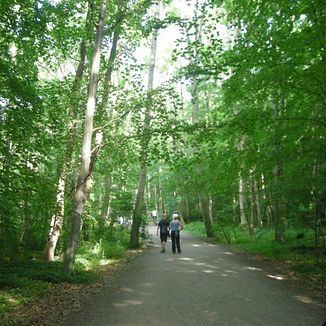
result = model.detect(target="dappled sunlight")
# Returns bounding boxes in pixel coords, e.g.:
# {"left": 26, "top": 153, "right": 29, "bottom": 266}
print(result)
{"left": 224, "top": 270, "right": 238, "bottom": 274}
{"left": 99, "top": 259, "right": 116, "bottom": 265}
{"left": 140, "top": 282, "right": 155, "bottom": 287}
{"left": 162, "top": 267, "right": 172, "bottom": 271}
{"left": 129, "top": 249, "right": 144, "bottom": 253}
{"left": 246, "top": 266, "right": 263, "bottom": 271}
{"left": 208, "top": 244, "right": 218, "bottom": 247}
{"left": 179, "top": 257, "right": 194, "bottom": 261}
{"left": 195, "top": 262, "right": 206, "bottom": 266}
{"left": 222, "top": 251, "right": 234, "bottom": 255}
{"left": 293, "top": 295, "right": 315, "bottom": 305}
{"left": 266, "top": 274, "right": 284, "bottom": 281}
{"left": 113, "top": 299, "right": 143, "bottom": 308}
{"left": 121, "top": 287, "right": 134, "bottom": 293}
{"left": 191, "top": 243, "right": 202, "bottom": 247}
{"left": 201, "top": 269, "right": 215, "bottom": 273}
{"left": 214, "top": 259, "right": 226, "bottom": 263}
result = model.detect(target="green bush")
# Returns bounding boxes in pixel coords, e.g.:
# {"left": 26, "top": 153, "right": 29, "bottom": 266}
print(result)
{"left": 184, "top": 221, "right": 206, "bottom": 237}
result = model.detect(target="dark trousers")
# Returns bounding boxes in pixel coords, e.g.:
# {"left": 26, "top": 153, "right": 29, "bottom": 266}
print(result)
{"left": 171, "top": 230, "right": 181, "bottom": 253}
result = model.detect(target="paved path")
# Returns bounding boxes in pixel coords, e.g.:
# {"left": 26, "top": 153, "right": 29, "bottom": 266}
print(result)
{"left": 63, "top": 226, "right": 325, "bottom": 325}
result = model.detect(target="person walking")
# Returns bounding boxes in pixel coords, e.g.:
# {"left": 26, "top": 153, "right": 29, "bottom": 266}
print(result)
{"left": 151, "top": 209, "right": 158, "bottom": 225}
{"left": 156, "top": 214, "right": 170, "bottom": 253}
{"left": 170, "top": 213, "right": 183, "bottom": 254}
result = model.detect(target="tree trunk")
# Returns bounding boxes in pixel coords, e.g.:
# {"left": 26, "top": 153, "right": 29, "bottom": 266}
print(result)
{"left": 249, "top": 172, "right": 255, "bottom": 240}
{"left": 157, "top": 181, "right": 165, "bottom": 217}
{"left": 254, "top": 177, "right": 262, "bottom": 226}
{"left": 190, "top": 5, "right": 214, "bottom": 238}
{"left": 44, "top": 8, "right": 90, "bottom": 260}
{"left": 232, "top": 195, "right": 238, "bottom": 223}
{"left": 100, "top": 174, "right": 113, "bottom": 221}
{"left": 129, "top": 6, "right": 159, "bottom": 248}
{"left": 200, "top": 193, "right": 215, "bottom": 238}
{"left": 239, "top": 176, "right": 247, "bottom": 225}
{"left": 273, "top": 162, "right": 285, "bottom": 242}
{"left": 272, "top": 96, "right": 285, "bottom": 242}
{"left": 63, "top": 0, "right": 108, "bottom": 274}
{"left": 97, "top": 10, "right": 123, "bottom": 233}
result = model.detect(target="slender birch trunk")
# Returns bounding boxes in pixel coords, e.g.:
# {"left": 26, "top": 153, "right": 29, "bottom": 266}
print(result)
{"left": 254, "top": 176, "right": 262, "bottom": 226}
{"left": 98, "top": 15, "right": 123, "bottom": 227}
{"left": 239, "top": 176, "right": 247, "bottom": 225}
{"left": 272, "top": 96, "right": 285, "bottom": 242}
{"left": 199, "top": 193, "right": 215, "bottom": 237}
{"left": 63, "top": 0, "right": 108, "bottom": 274}
{"left": 249, "top": 171, "right": 255, "bottom": 240}
{"left": 191, "top": 1, "right": 215, "bottom": 238}
{"left": 100, "top": 174, "right": 112, "bottom": 221}
{"left": 44, "top": 5, "right": 91, "bottom": 260}
{"left": 232, "top": 195, "right": 238, "bottom": 223}
{"left": 238, "top": 137, "right": 248, "bottom": 225}
{"left": 129, "top": 6, "right": 159, "bottom": 247}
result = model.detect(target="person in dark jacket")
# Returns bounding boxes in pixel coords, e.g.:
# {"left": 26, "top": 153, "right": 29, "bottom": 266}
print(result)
{"left": 156, "top": 214, "right": 170, "bottom": 253}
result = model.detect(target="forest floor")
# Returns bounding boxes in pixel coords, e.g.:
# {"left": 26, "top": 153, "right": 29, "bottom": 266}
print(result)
{"left": 2, "top": 228, "right": 325, "bottom": 326}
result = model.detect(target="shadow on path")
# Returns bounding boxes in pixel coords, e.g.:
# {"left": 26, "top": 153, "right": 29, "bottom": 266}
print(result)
{"left": 62, "top": 225, "right": 326, "bottom": 326}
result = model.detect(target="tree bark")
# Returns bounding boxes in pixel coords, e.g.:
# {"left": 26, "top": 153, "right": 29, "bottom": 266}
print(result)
{"left": 100, "top": 173, "right": 113, "bottom": 221}
{"left": 97, "top": 8, "right": 124, "bottom": 232}
{"left": 44, "top": 5, "right": 91, "bottom": 260}
{"left": 199, "top": 193, "right": 215, "bottom": 238}
{"left": 63, "top": 0, "right": 108, "bottom": 274}
{"left": 190, "top": 3, "right": 215, "bottom": 238}
{"left": 239, "top": 176, "right": 248, "bottom": 225}
{"left": 129, "top": 5, "right": 159, "bottom": 248}
{"left": 254, "top": 176, "right": 262, "bottom": 226}
{"left": 272, "top": 96, "right": 285, "bottom": 242}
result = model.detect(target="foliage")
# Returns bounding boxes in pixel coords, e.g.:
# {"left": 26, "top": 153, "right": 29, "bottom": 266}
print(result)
{"left": 184, "top": 221, "right": 206, "bottom": 238}
{"left": 0, "top": 228, "right": 130, "bottom": 319}
{"left": 1, "top": 0, "right": 325, "bottom": 311}
{"left": 0, "top": 259, "right": 96, "bottom": 319}
{"left": 186, "top": 221, "right": 326, "bottom": 277}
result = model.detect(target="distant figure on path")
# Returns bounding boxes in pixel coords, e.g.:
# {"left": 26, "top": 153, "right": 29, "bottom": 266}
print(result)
{"left": 156, "top": 214, "right": 170, "bottom": 253}
{"left": 170, "top": 213, "right": 183, "bottom": 254}
{"left": 151, "top": 209, "right": 158, "bottom": 225}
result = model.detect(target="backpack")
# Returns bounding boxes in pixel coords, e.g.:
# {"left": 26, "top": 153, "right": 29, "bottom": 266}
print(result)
{"left": 160, "top": 222, "right": 169, "bottom": 235}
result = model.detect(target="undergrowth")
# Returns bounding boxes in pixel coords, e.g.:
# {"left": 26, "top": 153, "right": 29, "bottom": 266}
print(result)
{"left": 185, "top": 221, "right": 326, "bottom": 277}
{"left": 0, "top": 230, "right": 131, "bottom": 321}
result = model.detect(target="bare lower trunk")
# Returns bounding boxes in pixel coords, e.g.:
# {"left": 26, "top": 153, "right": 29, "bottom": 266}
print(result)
{"left": 44, "top": 174, "right": 66, "bottom": 261}
{"left": 254, "top": 177, "right": 262, "bottom": 226}
{"left": 249, "top": 172, "right": 255, "bottom": 240}
{"left": 63, "top": 0, "right": 108, "bottom": 274}
{"left": 232, "top": 195, "right": 238, "bottom": 223}
{"left": 129, "top": 6, "right": 159, "bottom": 248}
{"left": 97, "top": 20, "right": 122, "bottom": 231}
{"left": 200, "top": 193, "right": 215, "bottom": 238}
{"left": 44, "top": 33, "right": 88, "bottom": 261}
{"left": 273, "top": 156, "right": 285, "bottom": 242}
{"left": 100, "top": 174, "right": 113, "bottom": 221}
{"left": 130, "top": 167, "right": 147, "bottom": 247}
{"left": 239, "top": 176, "right": 247, "bottom": 225}
{"left": 272, "top": 95, "right": 285, "bottom": 243}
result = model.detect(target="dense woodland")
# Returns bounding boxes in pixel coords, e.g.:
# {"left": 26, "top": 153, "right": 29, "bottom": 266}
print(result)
{"left": 1, "top": 0, "right": 325, "bottom": 277}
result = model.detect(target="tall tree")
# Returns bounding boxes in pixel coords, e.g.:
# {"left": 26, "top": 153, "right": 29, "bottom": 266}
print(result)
{"left": 63, "top": 0, "right": 108, "bottom": 274}
{"left": 44, "top": 3, "right": 92, "bottom": 261}
{"left": 129, "top": 5, "right": 160, "bottom": 247}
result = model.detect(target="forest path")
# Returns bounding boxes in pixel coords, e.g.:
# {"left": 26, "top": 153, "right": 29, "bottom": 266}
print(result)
{"left": 62, "top": 225, "right": 325, "bottom": 326}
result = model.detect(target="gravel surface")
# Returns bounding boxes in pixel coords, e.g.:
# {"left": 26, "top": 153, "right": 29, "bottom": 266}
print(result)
{"left": 62, "top": 226, "right": 326, "bottom": 326}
